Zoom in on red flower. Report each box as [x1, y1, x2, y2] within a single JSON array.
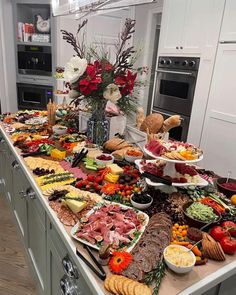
[[108, 251, 132, 274], [115, 70, 137, 95], [79, 64, 102, 96]]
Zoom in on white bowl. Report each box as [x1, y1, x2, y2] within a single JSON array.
[[125, 151, 143, 163], [95, 153, 114, 166], [130, 194, 153, 209], [163, 245, 196, 274], [52, 125, 68, 135]]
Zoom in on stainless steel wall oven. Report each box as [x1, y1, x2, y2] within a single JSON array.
[[152, 56, 200, 141], [17, 83, 53, 110]]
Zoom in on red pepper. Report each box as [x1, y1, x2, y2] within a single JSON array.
[[200, 198, 225, 214], [26, 139, 55, 147]]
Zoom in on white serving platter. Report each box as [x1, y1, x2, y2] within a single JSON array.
[[71, 201, 149, 252], [135, 159, 208, 187]]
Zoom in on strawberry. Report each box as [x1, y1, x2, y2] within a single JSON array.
[[87, 175, 95, 182]]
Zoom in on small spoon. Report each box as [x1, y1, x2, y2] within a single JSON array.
[[226, 170, 232, 183]]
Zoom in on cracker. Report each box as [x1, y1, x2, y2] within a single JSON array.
[[127, 281, 137, 295], [123, 279, 134, 295], [104, 275, 112, 292], [121, 278, 132, 295], [109, 275, 120, 294]]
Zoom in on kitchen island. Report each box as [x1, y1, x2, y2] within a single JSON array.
[[0, 122, 236, 295]]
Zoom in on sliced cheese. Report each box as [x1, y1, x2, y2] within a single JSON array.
[[106, 164, 124, 175]]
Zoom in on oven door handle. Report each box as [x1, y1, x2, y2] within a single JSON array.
[[22, 99, 41, 104], [152, 109, 184, 122], [156, 69, 193, 76]]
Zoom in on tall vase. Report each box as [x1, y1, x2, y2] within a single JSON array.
[[87, 100, 109, 146]]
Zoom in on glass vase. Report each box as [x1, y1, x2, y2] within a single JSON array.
[[87, 100, 109, 146]]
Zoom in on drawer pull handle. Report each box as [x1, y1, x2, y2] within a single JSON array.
[[62, 255, 79, 279], [60, 275, 79, 295]]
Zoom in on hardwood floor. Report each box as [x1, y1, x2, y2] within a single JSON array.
[[0, 195, 36, 295]]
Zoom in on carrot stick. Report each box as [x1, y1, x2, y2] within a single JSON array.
[[187, 244, 202, 257]]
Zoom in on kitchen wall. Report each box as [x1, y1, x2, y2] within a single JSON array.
[[0, 0, 18, 113], [56, 1, 163, 113]]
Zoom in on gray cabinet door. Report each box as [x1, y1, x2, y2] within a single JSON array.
[[11, 163, 28, 243], [47, 236, 68, 295], [0, 136, 7, 194], [27, 194, 46, 295], [47, 220, 92, 295]]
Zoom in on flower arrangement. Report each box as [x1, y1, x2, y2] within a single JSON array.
[[61, 18, 147, 115]]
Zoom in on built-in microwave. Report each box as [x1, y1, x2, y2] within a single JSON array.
[[17, 45, 52, 76], [17, 83, 53, 110]]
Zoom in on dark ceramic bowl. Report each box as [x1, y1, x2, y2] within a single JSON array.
[[216, 178, 236, 198], [182, 201, 221, 229]]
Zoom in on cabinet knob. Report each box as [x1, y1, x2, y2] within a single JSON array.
[[12, 160, 20, 169], [26, 188, 36, 199], [180, 46, 183, 49], [176, 46, 179, 49], [60, 275, 79, 295], [62, 255, 79, 279]]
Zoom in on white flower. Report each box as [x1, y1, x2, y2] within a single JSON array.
[[68, 89, 80, 99], [64, 56, 87, 83], [103, 83, 122, 103]]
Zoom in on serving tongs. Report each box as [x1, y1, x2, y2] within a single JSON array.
[[141, 171, 172, 186], [76, 245, 106, 281], [71, 148, 88, 167]]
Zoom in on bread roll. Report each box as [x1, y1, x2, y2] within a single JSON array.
[[140, 113, 164, 134], [162, 115, 181, 133]]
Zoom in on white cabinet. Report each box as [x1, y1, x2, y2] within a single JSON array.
[[200, 44, 236, 177], [158, 0, 186, 53], [220, 0, 236, 42], [159, 0, 225, 55]]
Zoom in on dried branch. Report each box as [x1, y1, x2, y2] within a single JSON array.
[[115, 46, 135, 74], [61, 19, 88, 58], [114, 19, 136, 69]]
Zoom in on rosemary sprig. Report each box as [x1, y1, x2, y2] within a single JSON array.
[[144, 258, 166, 295]]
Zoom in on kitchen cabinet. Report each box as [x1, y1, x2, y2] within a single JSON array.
[[11, 161, 28, 244], [159, 0, 225, 55], [1, 146, 47, 295], [27, 192, 47, 295], [200, 44, 236, 177], [46, 220, 91, 295], [220, 0, 236, 42]]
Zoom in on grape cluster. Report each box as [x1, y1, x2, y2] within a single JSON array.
[[33, 167, 55, 176]]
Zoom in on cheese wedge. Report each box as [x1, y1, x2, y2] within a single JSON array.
[[62, 199, 87, 214], [106, 164, 124, 175]]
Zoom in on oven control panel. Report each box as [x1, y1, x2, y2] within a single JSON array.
[[158, 56, 200, 71]]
